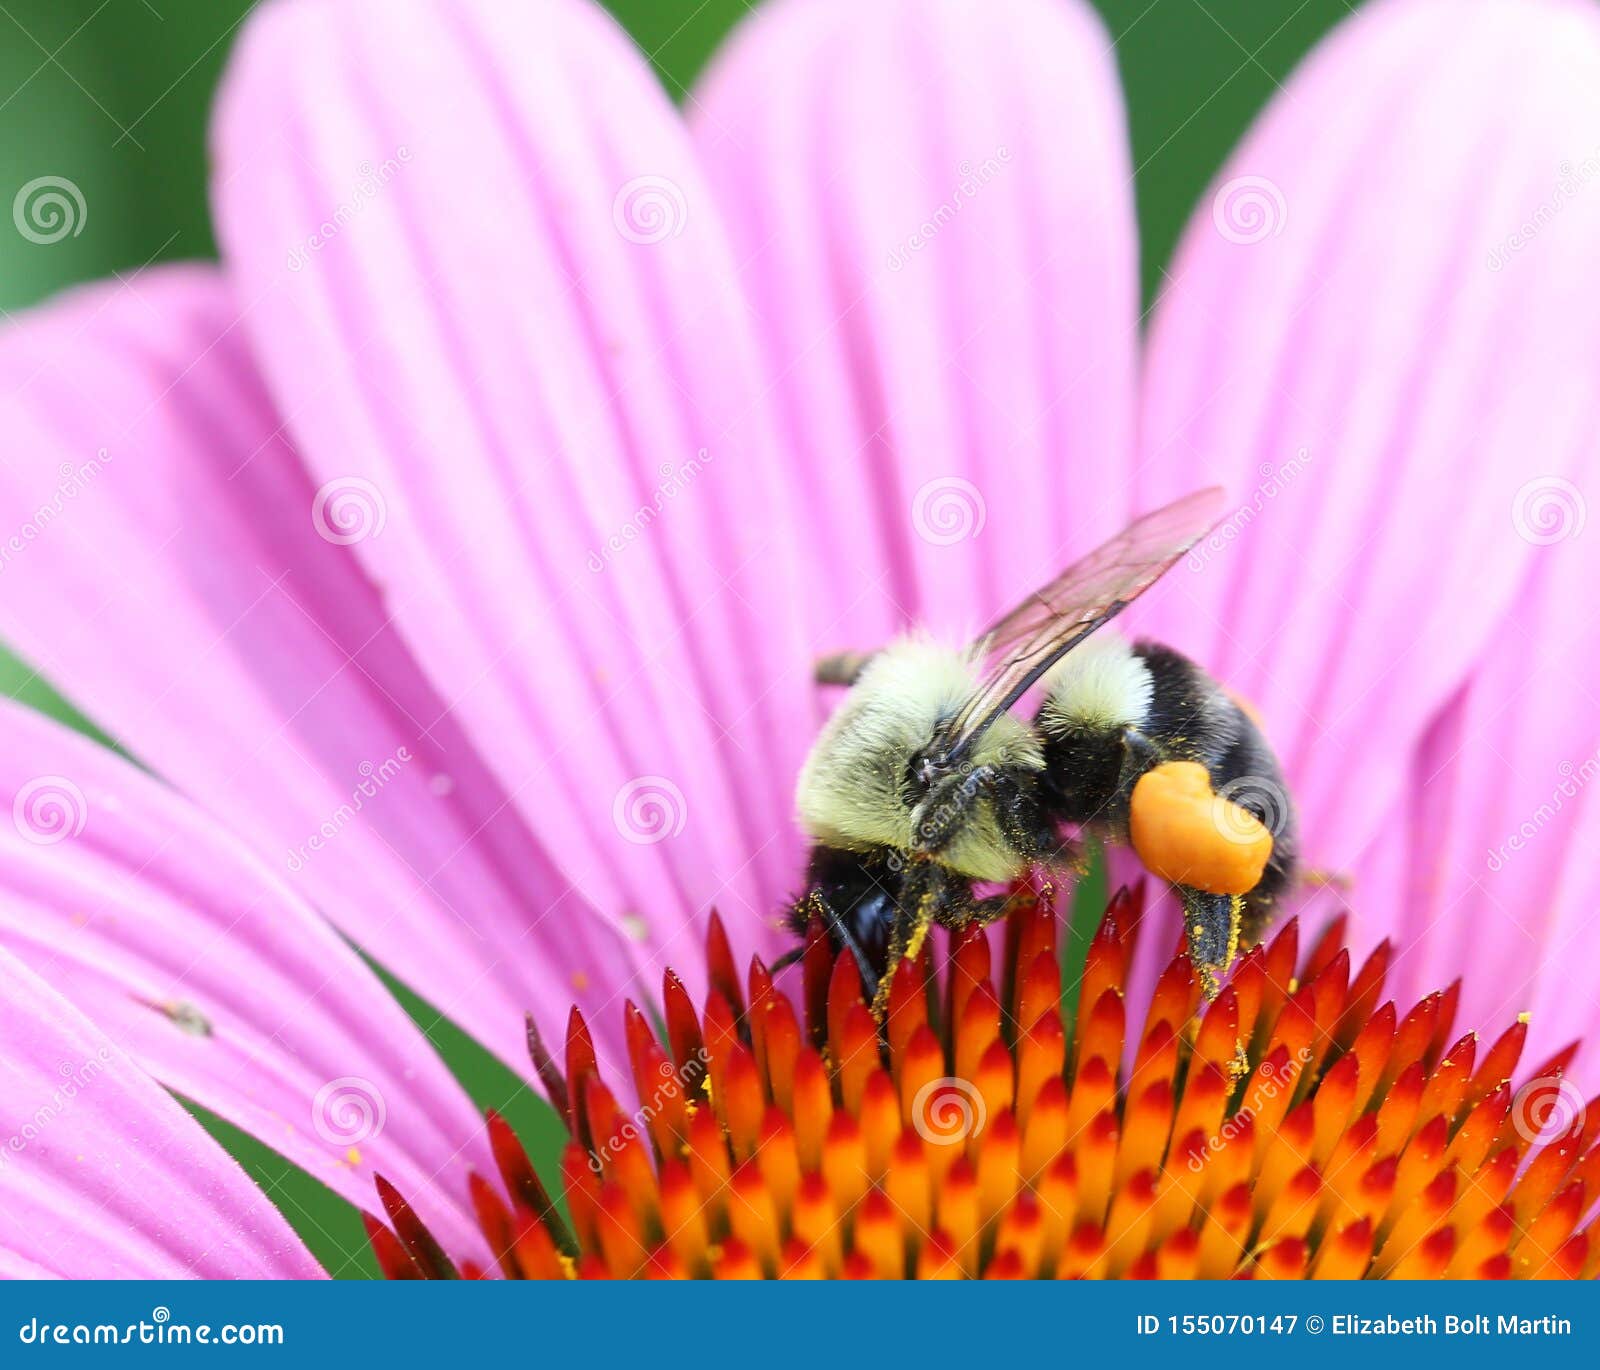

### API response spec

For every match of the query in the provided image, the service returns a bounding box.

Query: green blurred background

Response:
[0,0,1363,1276]
[0,0,1364,318]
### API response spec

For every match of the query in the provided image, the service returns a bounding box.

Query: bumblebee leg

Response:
[842,946,880,1004]
[985,767,1065,866]
[767,945,804,975]
[1300,867,1352,893]
[1238,886,1278,952]
[1178,886,1243,999]
[870,863,942,1019]
[1118,726,1163,784]
[830,911,880,1001]
[814,649,876,687]
[870,904,933,1020]
[908,765,1002,856]
[791,890,880,999]
[932,890,1013,932]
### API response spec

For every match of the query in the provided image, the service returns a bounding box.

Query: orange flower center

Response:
[366,886,1597,1280]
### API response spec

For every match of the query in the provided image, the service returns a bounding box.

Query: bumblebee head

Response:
[796,637,1042,880]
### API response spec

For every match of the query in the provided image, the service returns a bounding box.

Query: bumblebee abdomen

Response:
[1130,641,1243,767]
[1037,635,1297,908]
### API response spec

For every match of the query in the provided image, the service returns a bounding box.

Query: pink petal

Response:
[692,0,1140,645]
[0,699,494,1264]
[1365,538,1600,1065]
[0,265,640,1073]
[0,949,322,1279]
[211,0,814,967]
[1135,0,1600,979]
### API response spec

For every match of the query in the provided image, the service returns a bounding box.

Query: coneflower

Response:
[372,889,1597,1280]
[2,0,1600,1279]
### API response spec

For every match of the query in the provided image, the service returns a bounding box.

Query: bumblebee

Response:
[791,636,1059,1012]
[786,488,1296,1009]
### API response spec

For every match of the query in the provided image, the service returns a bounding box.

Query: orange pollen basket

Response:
[365,886,1599,1280]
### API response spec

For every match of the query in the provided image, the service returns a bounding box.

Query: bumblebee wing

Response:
[935,487,1228,763]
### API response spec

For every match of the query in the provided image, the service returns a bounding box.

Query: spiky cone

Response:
[367,887,1599,1280]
